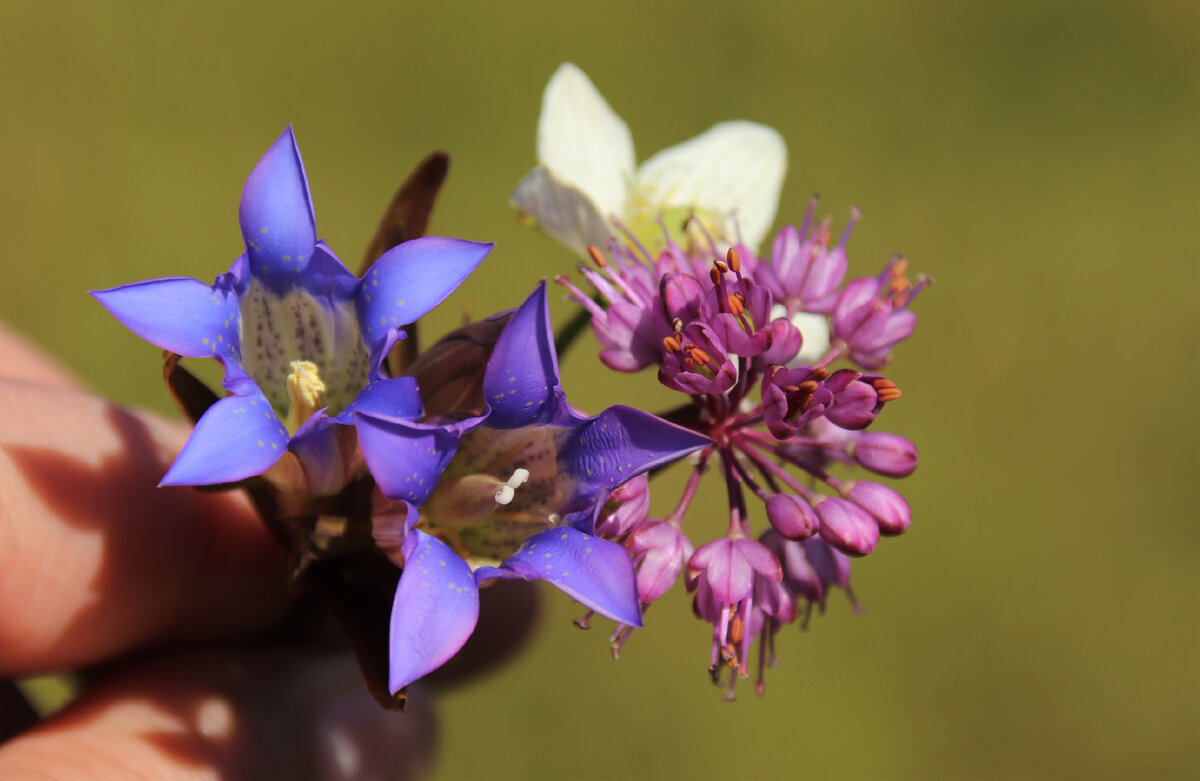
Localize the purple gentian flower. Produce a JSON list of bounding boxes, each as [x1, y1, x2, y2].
[[351, 282, 710, 692], [92, 127, 491, 487]]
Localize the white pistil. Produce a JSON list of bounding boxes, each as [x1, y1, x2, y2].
[[286, 360, 326, 432], [494, 467, 530, 506]]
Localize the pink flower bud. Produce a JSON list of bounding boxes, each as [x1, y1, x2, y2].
[[846, 481, 911, 535], [815, 496, 879, 556], [853, 432, 918, 476], [765, 492, 819, 540]]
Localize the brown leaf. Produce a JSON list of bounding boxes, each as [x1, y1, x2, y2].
[[162, 351, 219, 426], [296, 549, 407, 711], [404, 311, 513, 418], [360, 152, 451, 377]]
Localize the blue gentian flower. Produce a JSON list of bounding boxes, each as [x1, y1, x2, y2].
[[351, 282, 711, 692], [92, 127, 492, 487]]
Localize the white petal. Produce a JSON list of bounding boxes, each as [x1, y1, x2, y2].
[[633, 121, 787, 249], [511, 165, 613, 258], [790, 311, 831, 365], [536, 63, 635, 220]]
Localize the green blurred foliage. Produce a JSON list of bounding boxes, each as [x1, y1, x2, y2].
[[1, 0, 1196, 778]]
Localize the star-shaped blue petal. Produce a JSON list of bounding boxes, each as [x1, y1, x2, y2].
[[388, 530, 480, 693]]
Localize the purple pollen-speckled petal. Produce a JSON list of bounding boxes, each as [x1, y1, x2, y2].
[[475, 527, 643, 627], [288, 411, 354, 497], [335, 376, 423, 424], [482, 281, 564, 429], [299, 241, 360, 302], [160, 388, 288, 486], [555, 405, 710, 528], [388, 530, 480, 693], [239, 126, 317, 282], [354, 413, 461, 506], [91, 277, 241, 361], [356, 237, 494, 347]]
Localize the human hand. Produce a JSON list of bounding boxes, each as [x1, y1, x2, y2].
[[0, 324, 536, 779]]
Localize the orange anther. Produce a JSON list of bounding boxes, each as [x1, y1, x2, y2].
[[796, 380, 819, 395], [710, 267, 722, 286], [811, 367, 830, 381], [690, 347, 712, 366], [714, 259, 729, 274], [662, 335, 682, 352], [726, 247, 741, 273], [587, 245, 608, 268], [727, 294, 745, 317], [730, 615, 745, 645], [872, 378, 902, 402]]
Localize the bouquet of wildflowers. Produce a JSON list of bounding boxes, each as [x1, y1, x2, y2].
[[93, 63, 925, 707]]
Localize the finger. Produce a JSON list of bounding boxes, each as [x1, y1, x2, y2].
[[0, 381, 290, 675], [0, 647, 437, 781], [0, 682, 38, 745], [0, 324, 87, 391]]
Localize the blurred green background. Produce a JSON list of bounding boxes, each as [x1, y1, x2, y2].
[[2, 0, 1196, 778]]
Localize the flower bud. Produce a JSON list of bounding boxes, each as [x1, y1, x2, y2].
[[659, 272, 705, 323], [852, 432, 918, 477], [628, 520, 693, 605], [765, 492, 819, 540], [824, 371, 879, 430], [846, 481, 911, 535], [756, 317, 803, 366], [814, 496, 879, 556], [595, 474, 651, 538]]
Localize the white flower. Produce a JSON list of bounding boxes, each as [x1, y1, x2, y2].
[[512, 63, 788, 258]]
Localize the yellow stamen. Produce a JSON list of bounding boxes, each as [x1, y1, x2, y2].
[[286, 360, 326, 431]]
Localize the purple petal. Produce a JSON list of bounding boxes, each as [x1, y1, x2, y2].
[[476, 527, 642, 627], [239, 126, 317, 283], [160, 389, 288, 485], [389, 530, 480, 692], [832, 277, 879, 336], [556, 405, 710, 527], [805, 536, 853, 589], [690, 539, 753, 604], [91, 277, 240, 361], [289, 411, 357, 496], [628, 521, 690, 604], [482, 281, 565, 428], [299, 242, 359, 303], [336, 376, 423, 424], [354, 413, 460, 505], [356, 237, 493, 346], [659, 272, 705, 323]]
